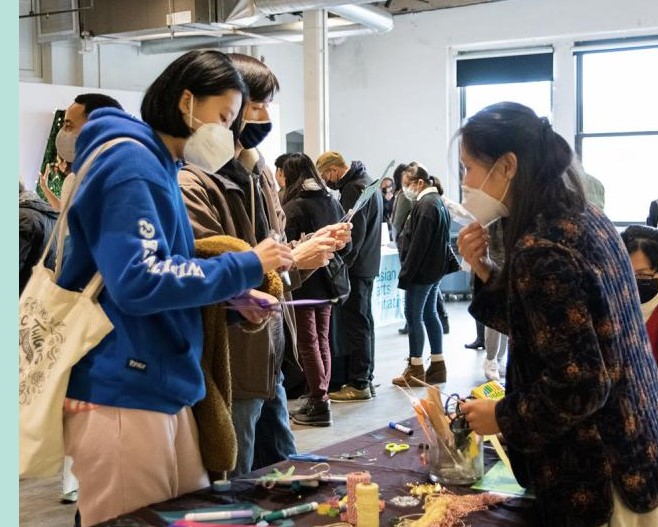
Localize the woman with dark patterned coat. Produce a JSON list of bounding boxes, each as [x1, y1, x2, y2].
[[456, 102, 658, 527]]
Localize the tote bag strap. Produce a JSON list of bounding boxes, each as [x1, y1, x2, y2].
[[37, 137, 143, 278]]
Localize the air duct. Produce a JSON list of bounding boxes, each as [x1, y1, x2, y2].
[[327, 4, 393, 33], [226, 0, 392, 34], [227, 0, 372, 21]]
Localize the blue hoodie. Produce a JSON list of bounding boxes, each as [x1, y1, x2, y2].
[[58, 108, 263, 414]]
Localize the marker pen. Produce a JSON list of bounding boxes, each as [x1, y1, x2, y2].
[[183, 509, 254, 522], [389, 421, 414, 436], [259, 501, 319, 522]]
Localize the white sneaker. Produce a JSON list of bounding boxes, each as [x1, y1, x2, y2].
[[497, 356, 507, 377], [484, 359, 500, 381]]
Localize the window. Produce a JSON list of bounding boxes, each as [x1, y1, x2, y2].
[[458, 51, 553, 120], [575, 43, 658, 223]]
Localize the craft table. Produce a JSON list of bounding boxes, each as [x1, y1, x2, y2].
[[96, 420, 536, 526]]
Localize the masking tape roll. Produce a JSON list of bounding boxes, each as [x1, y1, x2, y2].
[[355, 482, 379, 527]]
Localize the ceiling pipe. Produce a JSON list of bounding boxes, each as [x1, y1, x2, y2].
[[227, 0, 373, 21], [328, 4, 393, 33], [139, 1, 393, 53], [226, 0, 392, 34]]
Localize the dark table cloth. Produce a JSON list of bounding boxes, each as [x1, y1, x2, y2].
[[96, 419, 536, 527]]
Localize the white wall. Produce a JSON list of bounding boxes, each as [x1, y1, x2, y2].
[[327, 0, 658, 198], [19, 83, 144, 190], [19, 0, 658, 197]]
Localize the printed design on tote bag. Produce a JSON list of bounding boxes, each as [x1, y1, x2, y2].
[[19, 297, 65, 405]]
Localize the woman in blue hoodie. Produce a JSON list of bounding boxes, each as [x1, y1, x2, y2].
[[56, 50, 294, 526]]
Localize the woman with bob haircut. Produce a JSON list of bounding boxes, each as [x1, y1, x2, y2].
[[57, 49, 293, 526], [457, 101, 658, 527]]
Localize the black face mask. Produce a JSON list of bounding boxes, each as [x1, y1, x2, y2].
[[637, 277, 658, 303], [326, 179, 338, 190], [239, 121, 272, 149]]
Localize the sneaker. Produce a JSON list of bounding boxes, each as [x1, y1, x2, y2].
[[484, 359, 500, 381], [464, 339, 485, 350], [392, 361, 425, 387], [329, 384, 373, 403], [425, 361, 447, 384], [369, 382, 377, 398], [439, 315, 450, 335], [292, 400, 332, 427], [289, 398, 311, 418], [398, 324, 409, 335]]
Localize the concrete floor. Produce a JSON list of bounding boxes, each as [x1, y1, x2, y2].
[[19, 300, 497, 526]]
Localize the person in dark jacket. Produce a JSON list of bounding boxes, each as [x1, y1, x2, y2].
[[392, 163, 450, 387], [316, 151, 383, 402], [19, 180, 58, 295], [282, 153, 346, 426], [457, 102, 658, 527]]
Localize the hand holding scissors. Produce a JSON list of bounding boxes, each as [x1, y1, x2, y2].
[[385, 442, 410, 458]]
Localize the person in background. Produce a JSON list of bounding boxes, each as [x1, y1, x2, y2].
[[392, 162, 413, 336], [274, 152, 291, 203], [317, 151, 383, 402], [580, 171, 605, 211], [392, 164, 452, 336], [19, 180, 58, 295], [392, 163, 450, 386], [391, 162, 411, 243], [463, 319, 486, 349], [39, 155, 71, 211], [457, 101, 658, 527], [39, 93, 124, 211], [58, 49, 294, 526], [380, 175, 395, 240], [482, 218, 507, 381], [282, 153, 347, 426], [621, 225, 658, 363], [648, 198, 658, 227]]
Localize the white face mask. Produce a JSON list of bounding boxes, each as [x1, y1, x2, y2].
[[55, 128, 77, 163], [182, 96, 235, 174], [402, 186, 418, 201], [461, 165, 510, 226]]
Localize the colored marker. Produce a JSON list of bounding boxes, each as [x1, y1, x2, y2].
[[389, 421, 414, 436], [183, 509, 254, 522], [259, 501, 319, 522]]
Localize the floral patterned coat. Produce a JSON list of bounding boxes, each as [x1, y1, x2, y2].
[[470, 205, 658, 527]]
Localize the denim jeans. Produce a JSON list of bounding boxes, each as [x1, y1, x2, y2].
[[404, 282, 443, 359], [230, 371, 297, 477]]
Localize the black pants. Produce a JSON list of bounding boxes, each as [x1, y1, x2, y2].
[[331, 275, 375, 390]]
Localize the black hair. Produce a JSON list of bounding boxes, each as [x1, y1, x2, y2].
[[226, 53, 279, 103], [458, 101, 585, 285], [621, 225, 658, 271], [404, 162, 444, 195], [281, 153, 328, 204], [141, 49, 248, 139], [74, 93, 123, 115], [275, 153, 293, 170], [392, 163, 407, 192]]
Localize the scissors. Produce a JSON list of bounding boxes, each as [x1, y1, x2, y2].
[[444, 393, 476, 448], [385, 442, 410, 457]]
